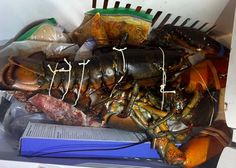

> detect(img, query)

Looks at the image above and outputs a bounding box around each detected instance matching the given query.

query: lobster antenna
[192,66,217,103]
[209,98,215,126]
[205,25,217,35]
[61,43,78,53]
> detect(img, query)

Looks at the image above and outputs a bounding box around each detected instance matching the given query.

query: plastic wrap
[0,92,55,139]
[69,8,153,46]
[69,13,109,46]
[16,18,69,43]
[0,40,79,68]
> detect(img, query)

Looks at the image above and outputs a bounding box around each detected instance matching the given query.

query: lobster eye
[106,68,114,76]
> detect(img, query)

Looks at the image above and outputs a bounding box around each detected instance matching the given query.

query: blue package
[20,122,159,159]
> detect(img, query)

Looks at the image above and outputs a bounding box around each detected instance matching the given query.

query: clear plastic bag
[16,18,69,43]
[70,8,153,46]
[0,94,55,139]
[0,40,79,68]
[69,13,109,46]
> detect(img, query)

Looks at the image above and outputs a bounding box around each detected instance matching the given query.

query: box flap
[224,9,236,129]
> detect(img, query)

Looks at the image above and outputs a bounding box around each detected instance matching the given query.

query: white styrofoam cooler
[0,0,236,167]
[0,0,233,41]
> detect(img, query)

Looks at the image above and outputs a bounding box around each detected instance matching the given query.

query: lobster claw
[104,113,187,165]
[0,56,46,91]
[175,57,229,93]
[181,120,231,167]
[150,24,230,58]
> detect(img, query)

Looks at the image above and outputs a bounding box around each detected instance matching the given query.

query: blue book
[20,122,159,159]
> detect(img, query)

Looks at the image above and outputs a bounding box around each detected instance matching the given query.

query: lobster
[149,24,230,58]
[0,47,187,109]
[103,55,231,167]
[1,36,230,164]
[0,46,195,164]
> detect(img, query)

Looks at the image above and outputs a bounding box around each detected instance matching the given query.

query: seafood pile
[0,6,232,168]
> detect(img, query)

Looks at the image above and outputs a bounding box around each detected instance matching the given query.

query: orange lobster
[174,56,231,167]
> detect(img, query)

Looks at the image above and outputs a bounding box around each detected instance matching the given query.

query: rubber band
[109,47,128,98]
[73,59,90,106]
[205,127,230,143]
[47,58,72,100]
[61,58,72,100]
[159,47,176,111]
[200,130,228,147]
[47,63,59,97]
[113,47,127,83]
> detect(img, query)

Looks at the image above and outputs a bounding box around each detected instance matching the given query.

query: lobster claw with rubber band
[149,24,230,58]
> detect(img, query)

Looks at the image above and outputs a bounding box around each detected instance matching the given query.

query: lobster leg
[103,83,191,165]
[181,90,202,125]
[103,113,142,132]
[104,113,187,165]
[153,137,186,165]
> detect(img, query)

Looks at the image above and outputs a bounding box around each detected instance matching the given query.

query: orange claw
[177,57,229,93]
[181,120,231,168]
